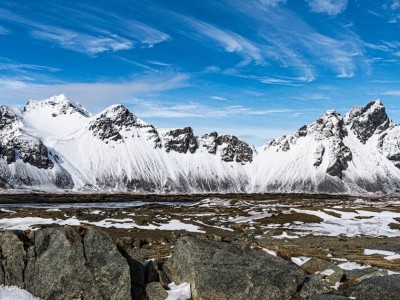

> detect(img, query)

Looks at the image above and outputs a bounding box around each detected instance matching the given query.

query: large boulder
[24,226,132,300]
[343,275,400,300]
[0,231,26,287]
[83,226,131,300]
[163,237,305,300]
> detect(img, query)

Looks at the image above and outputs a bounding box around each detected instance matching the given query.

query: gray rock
[145,282,168,300]
[344,267,389,282]
[0,231,26,287]
[301,257,344,284]
[343,274,400,300]
[308,296,348,300]
[164,237,305,300]
[298,274,332,299]
[144,260,160,284]
[25,226,102,300]
[83,226,131,300]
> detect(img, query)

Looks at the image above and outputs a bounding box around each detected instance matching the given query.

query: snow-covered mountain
[0,94,400,194]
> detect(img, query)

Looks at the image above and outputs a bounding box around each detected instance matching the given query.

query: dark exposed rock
[22,226,134,300]
[0,231,25,287]
[163,127,198,154]
[326,142,352,179]
[308,296,348,300]
[83,226,131,300]
[145,260,160,284]
[343,274,400,300]
[0,137,54,169]
[164,236,305,300]
[216,135,253,163]
[301,257,344,284]
[145,282,168,300]
[346,100,392,143]
[25,226,102,299]
[298,274,333,300]
[201,132,218,154]
[89,105,161,147]
[0,106,18,130]
[344,267,389,282]
[200,132,253,163]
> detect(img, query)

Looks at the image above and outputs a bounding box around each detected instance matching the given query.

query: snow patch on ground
[364,249,400,261]
[291,256,311,266]
[166,282,191,300]
[338,261,370,270]
[0,285,41,300]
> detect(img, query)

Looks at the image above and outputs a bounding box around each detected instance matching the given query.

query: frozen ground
[0,194,399,272]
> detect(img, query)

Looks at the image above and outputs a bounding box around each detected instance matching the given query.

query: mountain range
[0,94,399,194]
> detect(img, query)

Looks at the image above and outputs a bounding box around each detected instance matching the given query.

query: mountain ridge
[0,95,399,194]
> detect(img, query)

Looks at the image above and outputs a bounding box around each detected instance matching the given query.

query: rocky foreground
[0,225,399,300]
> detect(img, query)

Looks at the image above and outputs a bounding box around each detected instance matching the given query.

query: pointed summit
[23,94,91,117]
[345,100,392,143]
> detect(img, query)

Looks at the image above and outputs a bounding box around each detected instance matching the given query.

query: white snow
[338,261,370,270]
[364,249,400,261]
[262,248,278,256]
[272,231,299,239]
[165,282,191,300]
[291,256,311,266]
[286,208,400,237]
[0,285,41,300]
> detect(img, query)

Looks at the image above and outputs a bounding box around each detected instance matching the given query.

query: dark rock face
[0,137,54,169]
[145,282,168,300]
[346,101,391,144]
[201,132,218,154]
[0,232,25,287]
[326,142,352,179]
[83,227,132,300]
[343,274,400,300]
[163,127,198,154]
[0,106,18,130]
[216,135,253,163]
[163,237,305,300]
[0,226,136,300]
[200,132,253,163]
[308,296,348,300]
[89,105,161,147]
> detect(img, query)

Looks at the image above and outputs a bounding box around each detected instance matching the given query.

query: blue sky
[1,0,400,145]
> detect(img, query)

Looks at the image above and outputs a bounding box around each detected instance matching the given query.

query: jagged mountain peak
[345,99,392,143]
[23,94,91,117]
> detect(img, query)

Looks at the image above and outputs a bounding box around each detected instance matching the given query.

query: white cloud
[181,17,264,66]
[230,1,366,80]
[211,96,227,101]
[125,99,298,118]
[306,0,348,16]
[383,90,400,96]
[0,73,189,111]
[260,0,287,7]
[30,27,132,55]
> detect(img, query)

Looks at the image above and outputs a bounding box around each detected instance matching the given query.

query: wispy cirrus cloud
[181,16,264,66]
[305,0,348,16]
[125,98,304,118]
[0,5,168,55]
[229,0,366,80]
[30,27,132,55]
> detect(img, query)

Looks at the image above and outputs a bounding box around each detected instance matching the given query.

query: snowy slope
[0,94,399,194]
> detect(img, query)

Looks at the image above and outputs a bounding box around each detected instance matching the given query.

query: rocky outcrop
[200,132,253,163]
[0,226,134,300]
[89,105,161,148]
[343,274,400,300]
[163,127,198,154]
[163,236,305,300]
[345,100,392,144]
